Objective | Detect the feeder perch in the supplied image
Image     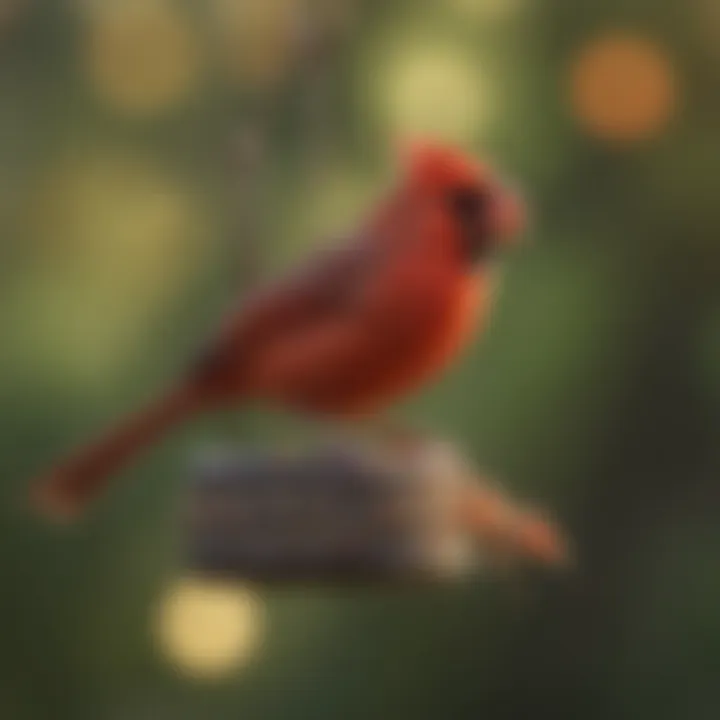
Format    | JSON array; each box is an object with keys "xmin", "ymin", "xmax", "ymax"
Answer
[{"xmin": 180, "ymin": 438, "xmax": 568, "ymax": 586}]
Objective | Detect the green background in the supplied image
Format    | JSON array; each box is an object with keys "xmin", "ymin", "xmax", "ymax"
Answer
[{"xmin": 0, "ymin": 0, "xmax": 718, "ymax": 718}]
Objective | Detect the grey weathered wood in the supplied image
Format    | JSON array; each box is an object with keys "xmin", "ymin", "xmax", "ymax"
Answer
[{"xmin": 181, "ymin": 441, "xmax": 474, "ymax": 585}]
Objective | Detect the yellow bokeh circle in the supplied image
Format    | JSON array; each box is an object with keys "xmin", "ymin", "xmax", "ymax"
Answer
[
  {"xmin": 207, "ymin": 0, "xmax": 300, "ymax": 90},
  {"xmin": 18, "ymin": 149, "xmax": 204, "ymax": 386},
  {"xmin": 371, "ymin": 39, "xmax": 493, "ymax": 144},
  {"xmin": 83, "ymin": 1, "xmax": 202, "ymax": 116},
  {"xmin": 154, "ymin": 576, "xmax": 265, "ymax": 680}
]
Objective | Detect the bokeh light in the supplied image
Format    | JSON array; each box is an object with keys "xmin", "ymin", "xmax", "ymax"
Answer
[
  {"xmin": 13, "ymin": 149, "xmax": 204, "ymax": 386},
  {"xmin": 207, "ymin": 0, "xmax": 300, "ymax": 90},
  {"xmin": 81, "ymin": 0, "xmax": 203, "ymax": 117},
  {"xmin": 568, "ymin": 33, "xmax": 678, "ymax": 143},
  {"xmin": 367, "ymin": 36, "xmax": 493, "ymax": 144},
  {"xmin": 154, "ymin": 576, "xmax": 265, "ymax": 680}
]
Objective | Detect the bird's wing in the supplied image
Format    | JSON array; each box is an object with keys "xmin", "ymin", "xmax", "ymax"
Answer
[
  {"xmin": 234, "ymin": 207, "xmax": 455, "ymax": 405},
  {"xmin": 239, "ymin": 199, "xmax": 438, "ymax": 347},
  {"xmin": 189, "ymin": 195, "xmax": 439, "ymax": 393},
  {"xmin": 236, "ymin": 237, "xmax": 384, "ymax": 337},
  {"xmin": 187, "ymin": 236, "xmax": 385, "ymax": 385},
  {"xmin": 232, "ymin": 190, "xmax": 427, "ymax": 345}
]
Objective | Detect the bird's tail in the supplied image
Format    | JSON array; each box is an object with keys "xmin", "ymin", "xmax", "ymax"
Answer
[{"xmin": 30, "ymin": 383, "xmax": 205, "ymax": 522}]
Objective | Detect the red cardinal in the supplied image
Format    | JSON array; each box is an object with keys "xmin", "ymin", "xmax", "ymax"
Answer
[{"xmin": 31, "ymin": 140, "xmax": 525, "ymax": 520}]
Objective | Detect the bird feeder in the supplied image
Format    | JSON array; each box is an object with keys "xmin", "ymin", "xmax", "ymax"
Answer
[{"xmin": 179, "ymin": 437, "xmax": 568, "ymax": 586}]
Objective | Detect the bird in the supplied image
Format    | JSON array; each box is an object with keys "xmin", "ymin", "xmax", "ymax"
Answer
[{"xmin": 30, "ymin": 140, "xmax": 526, "ymax": 521}]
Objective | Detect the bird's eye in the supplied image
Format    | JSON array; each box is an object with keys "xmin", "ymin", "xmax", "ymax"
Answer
[{"xmin": 448, "ymin": 186, "xmax": 490, "ymax": 224}]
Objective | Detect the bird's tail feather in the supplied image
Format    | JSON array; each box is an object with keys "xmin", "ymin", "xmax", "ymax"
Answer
[{"xmin": 30, "ymin": 383, "xmax": 204, "ymax": 522}]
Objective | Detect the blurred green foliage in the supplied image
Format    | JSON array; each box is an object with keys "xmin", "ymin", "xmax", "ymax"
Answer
[{"xmin": 0, "ymin": 0, "xmax": 718, "ymax": 718}]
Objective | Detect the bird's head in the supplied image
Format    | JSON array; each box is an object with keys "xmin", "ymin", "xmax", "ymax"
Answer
[{"xmin": 401, "ymin": 139, "xmax": 526, "ymax": 262}]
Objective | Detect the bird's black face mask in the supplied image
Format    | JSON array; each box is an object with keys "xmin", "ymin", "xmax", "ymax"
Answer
[{"xmin": 448, "ymin": 186, "xmax": 496, "ymax": 264}]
